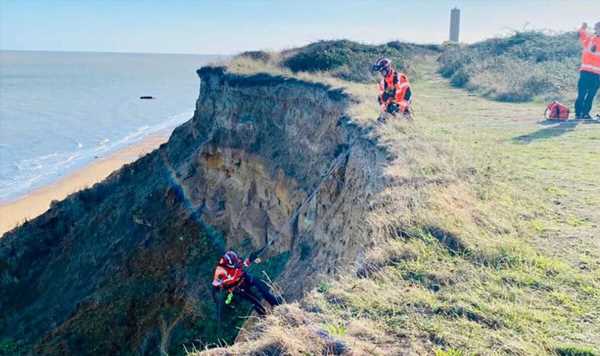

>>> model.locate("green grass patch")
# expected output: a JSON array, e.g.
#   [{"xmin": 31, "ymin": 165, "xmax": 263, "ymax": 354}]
[
  {"xmin": 435, "ymin": 348, "xmax": 466, "ymax": 356},
  {"xmin": 555, "ymin": 345, "xmax": 597, "ymax": 356}
]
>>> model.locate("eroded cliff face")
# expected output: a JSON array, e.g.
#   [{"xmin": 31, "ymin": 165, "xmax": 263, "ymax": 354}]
[{"xmin": 0, "ymin": 67, "xmax": 384, "ymax": 354}]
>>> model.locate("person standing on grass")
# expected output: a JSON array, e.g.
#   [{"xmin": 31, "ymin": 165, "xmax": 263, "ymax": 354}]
[{"xmin": 575, "ymin": 22, "xmax": 600, "ymax": 119}]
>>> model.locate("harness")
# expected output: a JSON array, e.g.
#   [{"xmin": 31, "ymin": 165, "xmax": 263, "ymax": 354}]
[{"xmin": 379, "ymin": 70, "xmax": 412, "ymax": 114}]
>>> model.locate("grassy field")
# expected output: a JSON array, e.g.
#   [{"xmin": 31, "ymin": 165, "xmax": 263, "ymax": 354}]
[{"xmin": 193, "ymin": 50, "xmax": 600, "ymax": 355}]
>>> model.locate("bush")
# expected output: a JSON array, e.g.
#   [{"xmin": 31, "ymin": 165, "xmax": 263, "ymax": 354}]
[
  {"xmin": 438, "ymin": 31, "xmax": 581, "ymax": 102},
  {"xmin": 281, "ymin": 40, "xmax": 439, "ymax": 82},
  {"xmin": 496, "ymin": 90, "xmax": 533, "ymax": 103},
  {"xmin": 438, "ymin": 48, "xmax": 471, "ymax": 78},
  {"xmin": 450, "ymin": 68, "xmax": 470, "ymax": 87},
  {"xmin": 238, "ymin": 50, "xmax": 272, "ymax": 62},
  {"xmin": 284, "ymin": 50, "xmax": 346, "ymax": 72},
  {"xmin": 472, "ymin": 32, "xmax": 580, "ymax": 62},
  {"xmin": 522, "ymin": 76, "xmax": 556, "ymax": 97}
]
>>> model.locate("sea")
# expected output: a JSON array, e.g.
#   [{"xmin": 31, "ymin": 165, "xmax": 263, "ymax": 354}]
[{"xmin": 0, "ymin": 50, "xmax": 222, "ymax": 202}]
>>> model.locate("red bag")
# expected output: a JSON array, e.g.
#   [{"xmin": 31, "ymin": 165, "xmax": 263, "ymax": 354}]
[{"xmin": 544, "ymin": 101, "xmax": 570, "ymax": 121}]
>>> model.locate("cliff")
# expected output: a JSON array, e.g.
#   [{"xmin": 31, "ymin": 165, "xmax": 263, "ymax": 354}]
[
  {"xmin": 0, "ymin": 66, "xmax": 385, "ymax": 354},
  {"xmin": 3, "ymin": 40, "xmax": 599, "ymax": 356}
]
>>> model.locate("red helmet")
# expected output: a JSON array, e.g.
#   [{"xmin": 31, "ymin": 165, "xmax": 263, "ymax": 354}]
[
  {"xmin": 219, "ymin": 250, "xmax": 241, "ymax": 268},
  {"xmin": 372, "ymin": 57, "xmax": 392, "ymax": 74}
]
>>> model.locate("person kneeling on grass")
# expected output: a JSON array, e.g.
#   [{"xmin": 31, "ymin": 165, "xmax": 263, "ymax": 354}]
[
  {"xmin": 211, "ymin": 250, "xmax": 280, "ymax": 316},
  {"xmin": 372, "ymin": 57, "xmax": 412, "ymax": 118},
  {"xmin": 575, "ymin": 22, "xmax": 600, "ymax": 120}
]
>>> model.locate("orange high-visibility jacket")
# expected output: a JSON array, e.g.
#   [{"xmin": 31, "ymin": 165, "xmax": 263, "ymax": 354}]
[
  {"xmin": 378, "ymin": 70, "xmax": 412, "ymax": 112},
  {"xmin": 212, "ymin": 265, "xmax": 245, "ymax": 288},
  {"xmin": 579, "ymin": 27, "xmax": 600, "ymax": 75}
]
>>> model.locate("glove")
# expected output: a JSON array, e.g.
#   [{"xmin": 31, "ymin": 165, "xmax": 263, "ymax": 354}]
[{"xmin": 225, "ymin": 292, "xmax": 234, "ymax": 305}]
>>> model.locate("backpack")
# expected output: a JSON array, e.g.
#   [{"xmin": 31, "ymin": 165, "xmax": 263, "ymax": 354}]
[{"xmin": 544, "ymin": 101, "xmax": 570, "ymax": 121}]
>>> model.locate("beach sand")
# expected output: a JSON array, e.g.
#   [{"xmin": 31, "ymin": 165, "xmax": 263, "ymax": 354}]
[{"xmin": 0, "ymin": 131, "xmax": 171, "ymax": 236}]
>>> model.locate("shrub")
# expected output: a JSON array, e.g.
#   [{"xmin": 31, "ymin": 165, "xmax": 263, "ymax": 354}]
[
  {"xmin": 450, "ymin": 68, "xmax": 470, "ymax": 87},
  {"xmin": 438, "ymin": 48, "xmax": 471, "ymax": 78},
  {"xmin": 281, "ymin": 40, "xmax": 439, "ymax": 82},
  {"xmin": 284, "ymin": 50, "xmax": 346, "ymax": 72},
  {"xmin": 438, "ymin": 31, "xmax": 581, "ymax": 102},
  {"xmin": 238, "ymin": 50, "xmax": 272, "ymax": 62},
  {"xmin": 522, "ymin": 76, "xmax": 556, "ymax": 97},
  {"xmin": 496, "ymin": 90, "xmax": 533, "ymax": 103}
]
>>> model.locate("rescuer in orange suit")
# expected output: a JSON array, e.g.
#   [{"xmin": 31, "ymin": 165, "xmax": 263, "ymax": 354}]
[
  {"xmin": 212, "ymin": 250, "xmax": 280, "ymax": 315},
  {"xmin": 575, "ymin": 22, "xmax": 600, "ymax": 119},
  {"xmin": 372, "ymin": 57, "xmax": 412, "ymax": 117}
]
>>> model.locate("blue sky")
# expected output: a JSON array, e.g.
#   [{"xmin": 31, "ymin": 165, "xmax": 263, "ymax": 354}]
[{"xmin": 1, "ymin": 0, "xmax": 599, "ymax": 54}]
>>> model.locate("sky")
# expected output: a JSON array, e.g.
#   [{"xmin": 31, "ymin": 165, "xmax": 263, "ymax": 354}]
[{"xmin": 1, "ymin": 0, "xmax": 599, "ymax": 54}]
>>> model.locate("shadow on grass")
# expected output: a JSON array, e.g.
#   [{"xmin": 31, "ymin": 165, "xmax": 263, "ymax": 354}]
[{"xmin": 512, "ymin": 120, "xmax": 584, "ymax": 144}]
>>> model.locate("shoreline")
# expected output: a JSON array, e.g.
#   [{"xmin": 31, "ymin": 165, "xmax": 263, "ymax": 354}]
[{"xmin": 0, "ymin": 131, "xmax": 171, "ymax": 236}]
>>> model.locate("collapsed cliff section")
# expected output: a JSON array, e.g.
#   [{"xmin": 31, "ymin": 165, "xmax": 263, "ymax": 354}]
[{"xmin": 0, "ymin": 66, "xmax": 385, "ymax": 355}]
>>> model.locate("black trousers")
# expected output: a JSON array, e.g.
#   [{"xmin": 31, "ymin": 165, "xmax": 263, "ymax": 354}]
[
  {"xmin": 575, "ymin": 70, "xmax": 600, "ymax": 117},
  {"xmin": 212, "ymin": 274, "xmax": 279, "ymax": 315},
  {"xmin": 237, "ymin": 274, "xmax": 280, "ymax": 315}
]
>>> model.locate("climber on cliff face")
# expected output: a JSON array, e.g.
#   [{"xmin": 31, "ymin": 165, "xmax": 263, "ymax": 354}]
[
  {"xmin": 372, "ymin": 57, "xmax": 412, "ymax": 119},
  {"xmin": 211, "ymin": 250, "xmax": 281, "ymax": 316}
]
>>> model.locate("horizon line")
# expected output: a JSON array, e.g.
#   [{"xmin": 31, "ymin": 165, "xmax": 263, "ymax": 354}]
[
  {"xmin": 0, "ymin": 28, "xmax": 576, "ymax": 57},
  {"xmin": 0, "ymin": 48, "xmax": 233, "ymax": 56}
]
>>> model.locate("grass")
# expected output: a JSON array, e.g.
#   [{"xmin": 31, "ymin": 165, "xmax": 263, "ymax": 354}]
[
  {"xmin": 555, "ymin": 346, "xmax": 597, "ymax": 356},
  {"xmin": 191, "ymin": 43, "xmax": 600, "ymax": 355},
  {"xmin": 438, "ymin": 31, "xmax": 586, "ymax": 103}
]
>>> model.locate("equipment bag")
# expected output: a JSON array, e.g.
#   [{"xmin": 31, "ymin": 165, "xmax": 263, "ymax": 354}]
[{"xmin": 544, "ymin": 101, "xmax": 570, "ymax": 121}]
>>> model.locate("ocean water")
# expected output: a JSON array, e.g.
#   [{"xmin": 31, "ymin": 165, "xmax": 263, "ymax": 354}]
[{"xmin": 0, "ymin": 50, "xmax": 222, "ymax": 202}]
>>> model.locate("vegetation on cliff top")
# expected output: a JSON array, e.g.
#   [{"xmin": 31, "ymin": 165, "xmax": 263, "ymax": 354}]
[
  {"xmin": 241, "ymin": 32, "xmax": 591, "ymax": 104},
  {"xmin": 240, "ymin": 39, "xmax": 441, "ymax": 83},
  {"xmin": 438, "ymin": 31, "xmax": 584, "ymax": 103}
]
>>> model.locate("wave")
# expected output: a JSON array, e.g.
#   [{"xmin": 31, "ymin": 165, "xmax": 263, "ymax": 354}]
[{"xmin": 0, "ymin": 110, "xmax": 193, "ymax": 202}]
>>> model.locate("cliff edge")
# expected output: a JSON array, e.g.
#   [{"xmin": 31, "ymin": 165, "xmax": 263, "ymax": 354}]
[{"xmin": 0, "ymin": 66, "xmax": 385, "ymax": 355}]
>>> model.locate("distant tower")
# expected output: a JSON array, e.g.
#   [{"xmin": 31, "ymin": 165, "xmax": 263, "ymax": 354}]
[{"xmin": 449, "ymin": 8, "xmax": 461, "ymax": 43}]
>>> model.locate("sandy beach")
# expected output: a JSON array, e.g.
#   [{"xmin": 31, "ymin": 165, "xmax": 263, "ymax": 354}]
[{"xmin": 0, "ymin": 131, "xmax": 171, "ymax": 236}]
